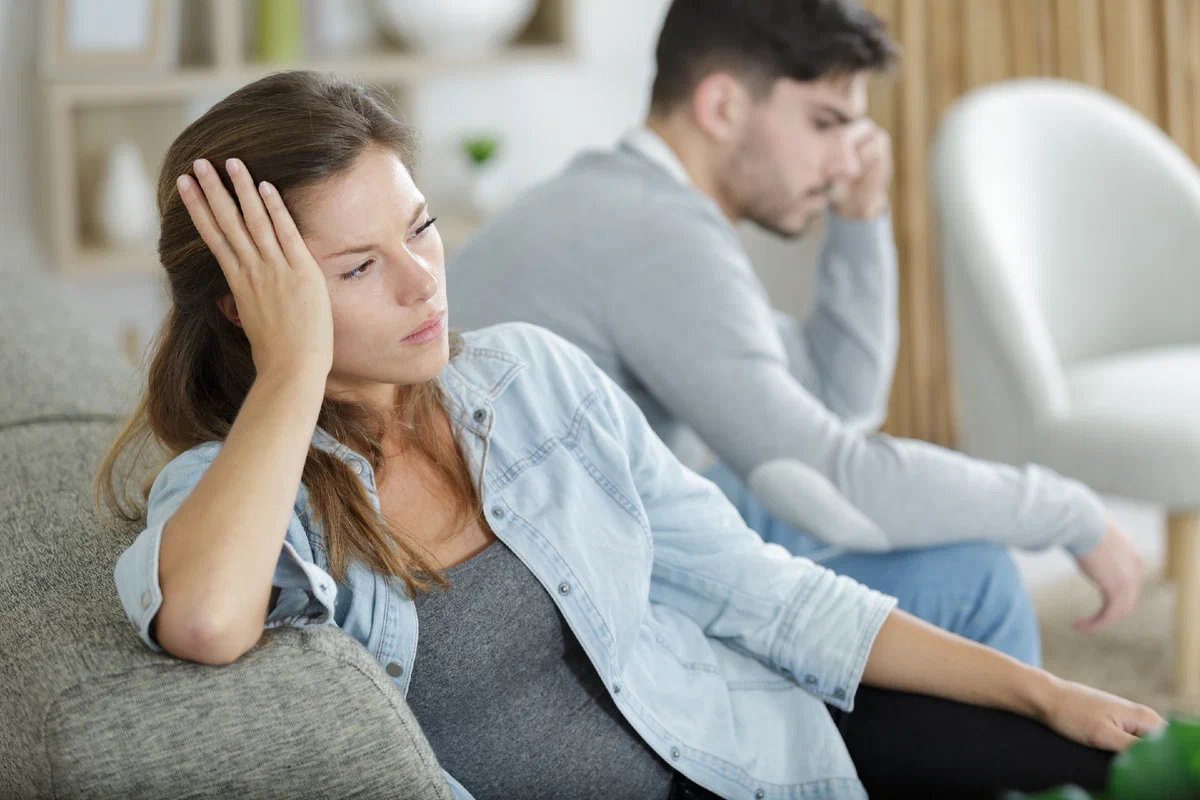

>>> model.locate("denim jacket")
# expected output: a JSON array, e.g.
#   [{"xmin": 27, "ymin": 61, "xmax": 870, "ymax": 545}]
[{"xmin": 114, "ymin": 322, "xmax": 897, "ymax": 800}]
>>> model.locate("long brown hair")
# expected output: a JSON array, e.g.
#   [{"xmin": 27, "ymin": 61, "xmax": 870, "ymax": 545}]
[{"xmin": 95, "ymin": 70, "xmax": 481, "ymax": 594}]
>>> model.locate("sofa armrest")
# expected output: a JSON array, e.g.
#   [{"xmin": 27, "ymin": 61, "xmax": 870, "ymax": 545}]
[{"xmin": 12, "ymin": 625, "xmax": 451, "ymax": 800}]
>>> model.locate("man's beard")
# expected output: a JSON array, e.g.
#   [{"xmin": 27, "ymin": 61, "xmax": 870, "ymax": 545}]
[{"xmin": 720, "ymin": 136, "xmax": 828, "ymax": 240}]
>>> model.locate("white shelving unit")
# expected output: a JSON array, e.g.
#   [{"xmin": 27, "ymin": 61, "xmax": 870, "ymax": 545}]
[{"xmin": 37, "ymin": 0, "xmax": 576, "ymax": 277}]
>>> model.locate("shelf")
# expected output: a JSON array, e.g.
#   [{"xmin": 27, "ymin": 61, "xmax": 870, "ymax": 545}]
[
  {"xmin": 66, "ymin": 244, "xmax": 160, "ymax": 279},
  {"xmin": 39, "ymin": 0, "xmax": 575, "ymax": 278},
  {"xmin": 48, "ymin": 42, "xmax": 576, "ymax": 104}
]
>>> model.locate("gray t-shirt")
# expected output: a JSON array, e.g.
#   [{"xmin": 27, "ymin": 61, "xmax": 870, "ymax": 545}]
[{"xmin": 406, "ymin": 538, "xmax": 675, "ymax": 800}]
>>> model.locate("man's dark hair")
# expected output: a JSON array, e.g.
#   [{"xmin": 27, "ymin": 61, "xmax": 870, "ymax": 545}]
[{"xmin": 650, "ymin": 0, "xmax": 899, "ymax": 113}]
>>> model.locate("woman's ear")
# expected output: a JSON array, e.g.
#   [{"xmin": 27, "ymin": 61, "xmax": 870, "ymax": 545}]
[{"xmin": 218, "ymin": 294, "xmax": 243, "ymax": 328}]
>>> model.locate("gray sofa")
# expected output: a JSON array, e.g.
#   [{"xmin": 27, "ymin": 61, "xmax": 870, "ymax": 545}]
[{"xmin": 0, "ymin": 273, "xmax": 451, "ymax": 799}]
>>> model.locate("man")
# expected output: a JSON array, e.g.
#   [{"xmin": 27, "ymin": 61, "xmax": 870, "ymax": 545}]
[{"xmin": 446, "ymin": 0, "xmax": 1141, "ymax": 665}]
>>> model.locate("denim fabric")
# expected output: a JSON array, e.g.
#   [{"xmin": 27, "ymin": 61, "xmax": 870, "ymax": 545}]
[
  {"xmin": 114, "ymin": 323, "xmax": 898, "ymax": 800},
  {"xmin": 702, "ymin": 461, "xmax": 1042, "ymax": 667}
]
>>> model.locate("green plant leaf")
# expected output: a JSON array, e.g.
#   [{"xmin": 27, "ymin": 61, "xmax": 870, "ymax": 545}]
[
  {"xmin": 1108, "ymin": 719, "xmax": 1200, "ymax": 800},
  {"xmin": 462, "ymin": 136, "xmax": 500, "ymax": 165}
]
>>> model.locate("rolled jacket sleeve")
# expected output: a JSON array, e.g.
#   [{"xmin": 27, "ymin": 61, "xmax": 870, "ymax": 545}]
[
  {"xmin": 113, "ymin": 443, "xmax": 337, "ymax": 654},
  {"xmin": 562, "ymin": 332, "xmax": 897, "ymax": 710}
]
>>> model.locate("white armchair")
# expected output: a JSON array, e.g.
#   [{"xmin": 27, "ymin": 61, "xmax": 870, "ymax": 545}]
[{"xmin": 932, "ymin": 78, "xmax": 1200, "ymax": 695}]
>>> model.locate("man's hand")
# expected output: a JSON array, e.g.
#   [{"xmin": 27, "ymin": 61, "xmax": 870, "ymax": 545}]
[
  {"xmin": 828, "ymin": 120, "xmax": 892, "ymax": 221},
  {"xmin": 1074, "ymin": 521, "xmax": 1143, "ymax": 633}
]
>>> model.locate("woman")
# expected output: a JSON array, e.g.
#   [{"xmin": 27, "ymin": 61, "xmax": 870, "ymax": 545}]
[{"xmin": 101, "ymin": 71, "xmax": 1161, "ymax": 800}]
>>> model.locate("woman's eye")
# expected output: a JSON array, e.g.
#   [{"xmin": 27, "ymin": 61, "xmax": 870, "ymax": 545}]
[
  {"xmin": 413, "ymin": 216, "xmax": 438, "ymax": 239},
  {"xmin": 341, "ymin": 259, "xmax": 374, "ymax": 281}
]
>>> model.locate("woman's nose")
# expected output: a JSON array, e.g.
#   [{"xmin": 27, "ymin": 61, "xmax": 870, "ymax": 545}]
[{"xmin": 392, "ymin": 256, "xmax": 438, "ymax": 306}]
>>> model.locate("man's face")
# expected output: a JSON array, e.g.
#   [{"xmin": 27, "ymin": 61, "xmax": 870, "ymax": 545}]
[{"xmin": 717, "ymin": 72, "xmax": 870, "ymax": 238}]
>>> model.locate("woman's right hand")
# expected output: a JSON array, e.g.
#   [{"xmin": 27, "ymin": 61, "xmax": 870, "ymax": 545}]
[{"xmin": 178, "ymin": 157, "xmax": 333, "ymax": 382}]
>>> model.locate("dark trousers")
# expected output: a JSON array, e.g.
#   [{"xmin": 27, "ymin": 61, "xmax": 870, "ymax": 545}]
[{"xmin": 669, "ymin": 685, "xmax": 1113, "ymax": 799}]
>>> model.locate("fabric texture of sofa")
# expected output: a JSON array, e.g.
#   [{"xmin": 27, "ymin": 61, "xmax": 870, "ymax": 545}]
[{"xmin": 0, "ymin": 271, "xmax": 451, "ymax": 799}]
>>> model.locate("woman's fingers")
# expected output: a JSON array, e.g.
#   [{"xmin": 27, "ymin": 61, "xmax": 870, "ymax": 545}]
[
  {"xmin": 177, "ymin": 173, "xmax": 240, "ymax": 281},
  {"xmin": 225, "ymin": 158, "xmax": 286, "ymax": 268},
  {"xmin": 1103, "ymin": 727, "xmax": 1140, "ymax": 751},
  {"xmin": 1126, "ymin": 705, "xmax": 1167, "ymax": 736},
  {"xmin": 192, "ymin": 158, "xmax": 261, "ymax": 269},
  {"xmin": 257, "ymin": 180, "xmax": 319, "ymax": 274},
  {"xmin": 1097, "ymin": 704, "xmax": 1165, "ymax": 751}
]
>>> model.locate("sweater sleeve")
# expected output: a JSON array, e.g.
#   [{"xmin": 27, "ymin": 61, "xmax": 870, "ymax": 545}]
[{"xmin": 598, "ymin": 204, "xmax": 1106, "ymax": 556}]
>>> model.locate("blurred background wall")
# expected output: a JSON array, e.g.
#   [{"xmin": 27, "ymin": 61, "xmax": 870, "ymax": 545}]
[{"xmin": 4, "ymin": 0, "xmax": 1199, "ymax": 450}]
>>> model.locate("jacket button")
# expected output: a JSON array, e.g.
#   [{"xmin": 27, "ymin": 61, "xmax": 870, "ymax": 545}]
[
  {"xmin": 804, "ymin": 674, "xmax": 818, "ymax": 685},
  {"xmin": 558, "ymin": 582, "xmax": 570, "ymax": 595},
  {"xmin": 612, "ymin": 683, "xmax": 621, "ymax": 694},
  {"xmin": 349, "ymin": 460, "xmax": 363, "ymax": 475},
  {"xmin": 385, "ymin": 662, "xmax": 404, "ymax": 678},
  {"xmin": 473, "ymin": 409, "xmax": 487, "ymax": 424},
  {"xmin": 756, "ymin": 791, "xmax": 766, "ymax": 799},
  {"xmin": 832, "ymin": 687, "xmax": 846, "ymax": 700},
  {"xmin": 670, "ymin": 747, "xmax": 680, "ymax": 760},
  {"xmin": 140, "ymin": 592, "xmax": 152, "ymax": 609},
  {"xmin": 491, "ymin": 506, "xmax": 505, "ymax": 519}
]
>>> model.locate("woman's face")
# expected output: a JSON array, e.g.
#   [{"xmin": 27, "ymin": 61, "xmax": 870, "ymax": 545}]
[{"xmin": 296, "ymin": 146, "xmax": 449, "ymax": 404}]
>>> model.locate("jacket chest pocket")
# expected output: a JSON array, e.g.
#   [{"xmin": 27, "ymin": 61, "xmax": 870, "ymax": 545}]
[{"xmin": 499, "ymin": 427, "xmax": 653, "ymax": 654}]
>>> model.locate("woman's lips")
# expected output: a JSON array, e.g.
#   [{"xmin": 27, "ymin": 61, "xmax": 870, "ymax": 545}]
[{"xmin": 401, "ymin": 310, "xmax": 446, "ymax": 344}]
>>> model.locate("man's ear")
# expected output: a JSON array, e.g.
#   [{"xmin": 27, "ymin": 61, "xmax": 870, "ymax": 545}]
[
  {"xmin": 218, "ymin": 294, "xmax": 243, "ymax": 328},
  {"xmin": 691, "ymin": 71, "xmax": 753, "ymax": 145}
]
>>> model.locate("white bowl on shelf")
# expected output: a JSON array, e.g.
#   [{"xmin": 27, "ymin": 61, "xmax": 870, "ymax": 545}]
[{"xmin": 371, "ymin": 0, "xmax": 539, "ymax": 58}]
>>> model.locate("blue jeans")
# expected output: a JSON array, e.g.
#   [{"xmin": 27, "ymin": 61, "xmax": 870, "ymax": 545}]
[{"xmin": 703, "ymin": 462, "xmax": 1042, "ymax": 667}]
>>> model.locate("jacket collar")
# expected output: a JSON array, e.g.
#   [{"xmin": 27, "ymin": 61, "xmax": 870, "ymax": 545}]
[{"xmin": 310, "ymin": 335, "xmax": 529, "ymax": 457}]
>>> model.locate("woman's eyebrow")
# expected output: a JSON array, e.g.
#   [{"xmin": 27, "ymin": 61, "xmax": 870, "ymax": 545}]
[{"xmin": 324, "ymin": 201, "xmax": 429, "ymax": 258}]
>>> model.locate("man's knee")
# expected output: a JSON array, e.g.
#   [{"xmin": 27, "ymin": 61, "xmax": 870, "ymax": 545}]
[{"xmin": 947, "ymin": 542, "xmax": 1041, "ymax": 665}]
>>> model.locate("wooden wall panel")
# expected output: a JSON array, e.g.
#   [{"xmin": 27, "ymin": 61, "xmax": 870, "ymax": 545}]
[{"xmin": 878, "ymin": 0, "xmax": 1198, "ymax": 446}]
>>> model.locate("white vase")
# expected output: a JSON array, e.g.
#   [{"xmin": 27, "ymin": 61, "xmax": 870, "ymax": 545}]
[
  {"xmin": 466, "ymin": 160, "xmax": 511, "ymax": 218},
  {"xmin": 371, "ymin": 0, "xmax": 539, "ymax": 58},
  {"xmin": 94, "ymin": 139, "xmax": 157, "ymax": 249}
]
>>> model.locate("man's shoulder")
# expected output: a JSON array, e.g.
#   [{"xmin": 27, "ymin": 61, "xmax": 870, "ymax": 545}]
[{"xmin": 474, "ymin": 147, "xmax": 724, "ymax": 233}]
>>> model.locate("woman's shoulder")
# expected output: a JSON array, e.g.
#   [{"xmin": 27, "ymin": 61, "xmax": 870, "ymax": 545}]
[
  {"xmin": 456, "ymin": 322, "xmax": 601, "ymax": 381},
  {"xmin": 451, "ymin": 323, "xmax": 615, "ymax": 423},
  {"xmin": 148, "ymin": 440, "xmax": 224, "ymax": 498}
]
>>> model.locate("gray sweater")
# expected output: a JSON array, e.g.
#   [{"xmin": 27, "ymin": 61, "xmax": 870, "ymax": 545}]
[{"xmin": 446, "ymin": 131, "xmax": 1106, "ymax": 557}]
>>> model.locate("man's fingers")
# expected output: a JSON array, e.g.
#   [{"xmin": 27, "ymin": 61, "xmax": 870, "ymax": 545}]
[{"xmin": 1074, "ymin": 596, "xmax": 1113, "ymax": 632}]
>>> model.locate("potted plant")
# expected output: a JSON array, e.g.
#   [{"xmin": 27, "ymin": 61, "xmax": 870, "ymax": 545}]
[
  {"xmin": 1006, "ymin": 716, "xmax": 1200, "ymax": 800},
  {"xmin": 461, "ymin": 133, "xmax": 507, "ymax": 218}
]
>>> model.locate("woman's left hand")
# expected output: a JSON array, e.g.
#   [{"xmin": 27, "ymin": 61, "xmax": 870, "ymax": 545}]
[{"xmin": 1038, "ymin": 676, "xmax": 1166, "ymax": 751}]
